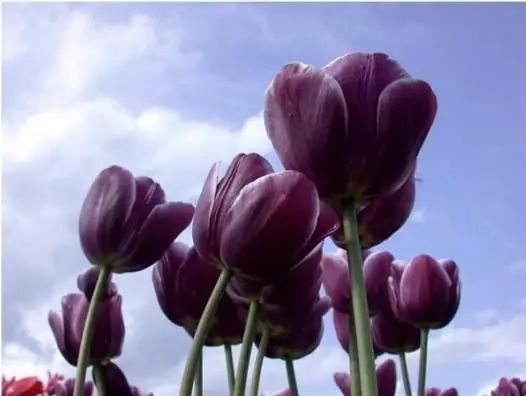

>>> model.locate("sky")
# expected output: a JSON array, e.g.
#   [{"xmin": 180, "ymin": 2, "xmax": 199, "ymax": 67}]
[{"xmin": 2, "ymin": 2, "xmax": 526, "ymax": 396}]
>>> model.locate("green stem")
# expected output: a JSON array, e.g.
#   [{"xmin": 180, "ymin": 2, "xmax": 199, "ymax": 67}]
[
  {"xmin": 73, "ymin": 266, "xmax": 111, "ymax": 396},
  {"xmin": 417, "ymin": 329, "xmax": 430, "ymax": 396},
  {"xmin": 232, "ymin": 300, "xmax": 261, "ymax": 396},
  {"xmin": 249, "ymin": 327, "xmax": 270, "ymax": 396},
  {"xmin": 342, "ymin": 198, "xmax": 378, "ymax": 396},
  {"xmin": 224, "ymin": 343, "xmax": 235, "ymax": 395},
  {"xmin": 399, "ymin": 352, "xmax": 412, "ymax": 396},
  {"xmin": 92, "ymin": 364, "xmax": 106, "ymax": 396},
  {"xmin": 180, "ymin": 269, "xmax": 232, "ymax": 396},
  {"xmin": 285, "ymin": 358, "xmax": 299, "ymax": 396},
  {"xmin": 347, "ymin": 318, "xmax": 361, "ymax": 396},
  {"xmin": 194, "ymin": 349, "xmax": 203, "ymax": 396}
]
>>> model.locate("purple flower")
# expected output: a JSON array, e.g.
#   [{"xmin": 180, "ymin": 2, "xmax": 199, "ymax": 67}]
[
  {"xmin": 332, "ymin": 310, "xmax": 384, "ymax": 358},
  {"xmin": 333, "ymin": 358, "xmax": 397, "ymax": 396},
  {"xmin": 55, "ymin": 378, "xmax": 93, "ymax": 396},
  {"xmin": 79, "ymin": 165, "xmax": 194, "ymax": 273},
  {"xmin": 426, "ymin": 387, "xmax": 459, "ymax": 396},
  {"xmin": 192, "ymin": 153, "xmax": 338, "ymax": 282},
  {"xmin": 264, "ymin": 53, "xmax": 436, "ymax": 204},
  {"xmin": 491, "ymin": 377, "xmax": 522, "ymax": 396},
  {"xmin": 93, "ymin": 362, "xmax": 153, "ymax": 396},
  {"xmin": 389, "ymin": 255, "xmax": 461, "ymax": 329}
]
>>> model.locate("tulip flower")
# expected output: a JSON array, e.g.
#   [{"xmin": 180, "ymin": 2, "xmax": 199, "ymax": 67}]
[
  {"xmin": 333, "ymin": 310, "xmax": 384, "ymax": 358},
  {"xmin": 371, "ymin": 308, "xmax": 420, "ymax": 353},
  {"xmin": 79, "ymin": 165, "xmax": 194, "ymax": 273},
  {"xmin": 264, "ymin": 53, "xmax": 436, "ymax": 204},
  {"xmin": 388, "ymin": 255, "xmax": 461, "ymax": 329},
  {"xmin": 193, "ymin": 152, "xmax": 338, "ymax": 282},
  {"xmin": 55, "ymin": 378, "xmax": 94, "ymax": 396},
  {"xmin": 331, "ymin": 169, "xmax": 416, "ymax": 249},
  {"xmin": 2, "ymin": 376, "xmax": 43, "ymax": 396},
  {"xmin": 77, "ymin": 267, "xmax": 118, "ymax": 300},
  {"xmin": 491, "ymin": 377, "xmax": 523, "ymax": 396},
  {"xmin": 322, "ymin": 249, "xmax": 394, "ymax": 315},
  {"xmin": 93, "ymin": 362, "xmax": 152, "ymax": 396},
  {"xmin": 333, "ymin": 359, "xmax": 397, "ymax": 396},
  {"xmin": 48, "ymin": 280, "xmax": 125, "ymax": 366},
  {"xmin": 426, "ymin": 387, "xmax": 459, "ymax": 396}
]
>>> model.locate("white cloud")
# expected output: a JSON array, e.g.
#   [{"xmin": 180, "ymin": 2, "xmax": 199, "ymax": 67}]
[{"xmin": 408, "ymin": 208, "xmax": 426, "ymax": 224}]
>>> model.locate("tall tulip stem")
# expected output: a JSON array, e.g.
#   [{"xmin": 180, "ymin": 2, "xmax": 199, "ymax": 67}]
[
  {"xmin": 399, "ymin": 352, "xmax": 413, "ymax": 396},
  {"xmin": 92, "ymin": 364, "xmax": 107, "ymax": 396},
  {"xmin": 285, "ymin": 358, "xmax": 299, "ymax": 396},
  {"xmin": 194, "ymin": 350, "xmax": 203, "ymax": 396},
  {"xmin": 233, "ymin": 300, "xmax": 261, "ymax": 396},
  {"xmin": 73, "ymin": 266, "xmax": 111, "ymax": 396},
  {"xmin": 417, "ymin": 329, "xmax": 430, "ymax": 396},
  {"xmin": 250, "ymin": 326, "xmax": 270, "ymax": 396},
  {"xmin": 180, "ymin": 269, "xmax": 232, "ymax": 396},
  {"xmin": 224, "ymin": 343, "xmax": 235, "ymax": 395},
  {"xmin": 342, "ymin": 198, "xmax": 378, "ymax": 396}
]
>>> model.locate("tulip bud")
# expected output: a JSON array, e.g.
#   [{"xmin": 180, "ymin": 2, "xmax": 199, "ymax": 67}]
[
  {"xmin": 388, "ymin": 255, "xmax": 461, "ymax": 329},
  {"xmin": 265, "ymin": 53, "xmax": 436, "ymax": 204},
  {"xmin": 371, "ymin": 308, "xmax": 420, "ymax": 354},
  {"xmin": 48, "ymin": 285, "xmax": 125, "ymax": 366},
  {"xmin": 333, "ymin": 358, "xmax": 397, "ymax": 396},
  {"xmin": 79, "ymin": 165, "xmax": 194, "ymax": 273},
  {"xmin": 491, "ymin": 377, "xmax": 522, "ymax": 396}
]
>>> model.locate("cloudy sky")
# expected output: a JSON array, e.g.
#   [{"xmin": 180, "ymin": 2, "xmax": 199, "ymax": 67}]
[{"xmin": 2, "ymin": 3, "xmax": 526, "ymax": 395}]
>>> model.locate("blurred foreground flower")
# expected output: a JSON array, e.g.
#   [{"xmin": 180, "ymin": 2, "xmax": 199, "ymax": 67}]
[{"xmin": 2, "ymin": 376, "xmax": 43, "ymax": 396}]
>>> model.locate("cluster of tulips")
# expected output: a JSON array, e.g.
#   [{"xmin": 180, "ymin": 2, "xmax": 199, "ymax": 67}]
[{"xmin": 2, "ymin": 52, "xmax": 520, "ymax": 396}]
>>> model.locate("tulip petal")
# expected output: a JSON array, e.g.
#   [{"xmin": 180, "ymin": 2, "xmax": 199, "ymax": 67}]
[
  {"xmin": 321, "ymin": 253, "xmax": 348, "ymax": 312},
  {"xmin": 94, "ymin": 362, "xmax": 133, "ymax": 396},
  {"xmin": 264, "ymin": 63, "xmax": 350, "ymax": 197},
  {"xmin": 48, "ymin": 311, "xmax": 77, "ymax": 366},
  {"xmin": 376, "ymin": 359, "xmax": 397, "ymax": 396},
  {"xmin": 333, "ymin": 372, "xmax": 351, "ymax": 396}
]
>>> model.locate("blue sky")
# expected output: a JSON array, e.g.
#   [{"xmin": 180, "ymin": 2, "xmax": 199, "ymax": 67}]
[{"xmin": 2, "ymin": 3, "xmax": 526, "ymax": 395}]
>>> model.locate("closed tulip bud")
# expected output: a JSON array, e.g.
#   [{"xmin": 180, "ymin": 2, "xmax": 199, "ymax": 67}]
[
  {"xmin": 389, "ymin": 255, "xmax": 461, "ymax": 329},
  {"xmin": 3, "ymin": 377, "xmax": 44, "ymax": 396},
  {"xmin": 93, "ymin": 362, "xmax": 151, "ymax": 396},
  {"xmin": 331, "ymin": 169, "xmax": 416, "ymax": 249},
  {"xmin": 79, "ymin": 166, "xmax": 194, "ymax": 273},
  {"xmin": 192, "ymin": 153, "xmax": 338, "ymax": 282},
  {"xmin": 333, "ymin": 358, "xmax": 397, "ymax": 396},
  {"xmin": 371, "ymin": 308, "xmax": 420, "ymax": 354},
  {"xmin": 55, "ymin": 378, "xmax": 94, "ymax": 396},
  {"xmin": 426, "ymin": 387, "xmax": 459, "ymax": 396},
  {"xmin": 491, "ymin": 378, "xmax": 521, "ymax": 396},
  {"xmin": 264, "ymin": 53, "xmax": 436, "ymax": 204},
  {"xmin": 48, "ymin": 284, "xmax": 125, "ymax": 366},
  {"xmin": 322, "ymin": 249, "xmax": 393, "ymax": 315},
  {"xmin": 333, "ymin": 310, "xmax": 384, "ymax": 358}
]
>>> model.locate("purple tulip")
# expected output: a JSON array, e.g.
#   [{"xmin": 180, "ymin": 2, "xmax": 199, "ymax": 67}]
[
  {"xmin": 389, "ymin": 255, "xmax": 461, "ymax": 329},
  {"xmin": 55, "ymin": 378, "xmax": 94, "ymax": 396},
  {"xmin": 333, "ymin": 358, "xmax": 397, "ymax": 396},
  {"xmin": 79, "ymin": 165, "xmax": 194, "ymax": 273},
  {"xmin": 93, "ymin": 362, "xmax": 153, "ymax": 396},
  {"xmin": 192, "ymin": 153, "xmax": 338, "ymax": 283},
  {"xmin": 371, "ymin": 308, "xmax": 420, "ymax": 354},
  {"xmin": 426, "ymin": 387, "xmax": 459, "ymax": 396},
  {"xmin": 331, "ymin": 168, "xmax": 416, "ymax": 249},
  {"xmin": 333, "ymin": 310, "xmax": 384, "ymax": 358},
  {"xmin": 48, "ymin": 281, "xmax": 125, "ymax": 366},
  {"xmin": 322, "ymin": 249, "xmax": 394, "ymax": 315},
  {"xmin": 152, "ymin": 243, "xmax": 244, "ymax": 346},
  {"xmin": 264, "ymin": 53, "xmax": 437, "ymax": 204},
  {"xmin": 491, "ymin": 377, "xmax": 522, "ymax": 396},
  {"xmin": 77, "ymin": 267, "xmax": 118, "ymax": 300}
]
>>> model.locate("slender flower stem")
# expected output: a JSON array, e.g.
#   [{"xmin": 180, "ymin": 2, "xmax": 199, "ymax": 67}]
[
  {"xmin": 348, "ymin": 319, "xmax": 361, "ymax": 396},
  {"xmin": 249, "ymin": 326, "xmax": 270, "ymax": 396},
  {"xmin": 180, "ymin": 269, "xmax": 232, "ymax": 396},
  {"xmin": 285, "ymin": 358, "xmax": 299, "ymax": 396},
  {"xmin": 342, "ymin": 198, "xmax": 378, "ymax": 396},
  {"xmin": 92, "ymin": 364, "xmax": 106, "ymax": 396},
  {"xmin": 194, "ymin": 350, "xmax": 203, "ymax": 396},
  {"xmin": 73, "ymin": 266, "xmax": 111, "ymax": 396},
  {"xmin": 232, "ymin": 300, "xmax": 261, "ymax": 396},
  {"xmin": 399, "ymin": 352, "xmax": 413, "ymax": 396},
  {"xmin": 417, "ymin": 329, "xmax": 430, "ymax": 396},
  {"xmin": 224, "ymin": 343, "xmax": 235, "ymax": 395}
]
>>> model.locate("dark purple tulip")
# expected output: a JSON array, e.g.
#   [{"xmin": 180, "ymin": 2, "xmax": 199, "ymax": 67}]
[
  {"xmin": 48, "ymin": 282, "xmax": 125, "ymax": 366},
  {"xmin": 192, "ymin": 153, "xmax": 339, "ymax": 282},
  {"xmin": 152, "ymin": 243, "xmax": 244, "ymax": 345},
  {"xmin": 491, "ymin": 378, "xmax": 521, "ymax": 396},
  {"xmin": 371, "ymin": 308, "xmax": 420, "ymax": 354},
  {"xmin": 55, "ymin": 378, "xmax": 94, "ymax": 396},
  {"xmin": 77, "ymin": 267, "xmax": 118, "ymax": 300},
  {"xmin": 389, "ymin": 255, "xmax": 461, "ymax": 329},
  {"xmin": 333, "ymin": 358, "xmax": 397, "ymax": 396},
  {"xmin": 322, "ymin": 249, "xmax": 393, "ymax": 315},
  {"xmin": 264, "ymin": 53, "xmax": 437, "ymax": 204},
  {"xmin": 333, "ymin": 310, "xmax": 384, "ymax": 358},
  {"xmin": 79, "ymin": 165, "xmax": 194, "ymax": 273},
  {"xmin": 93, "ymin": 362, "xmax": 152, "ymax": 396},
  {"xmin": 256, "ymin": 315, "xmax": 325, "ymax": 360},
  {"xmin": 426, "ymin": 387, "xmax": 459, "ymax": 396},
  {"xmin": 331, "ymin": 169, "xmax": 416, "ymax": 249},
  {"xmin": 509, "ymin": 378, "xmax": 526, "ymax": 394}
]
